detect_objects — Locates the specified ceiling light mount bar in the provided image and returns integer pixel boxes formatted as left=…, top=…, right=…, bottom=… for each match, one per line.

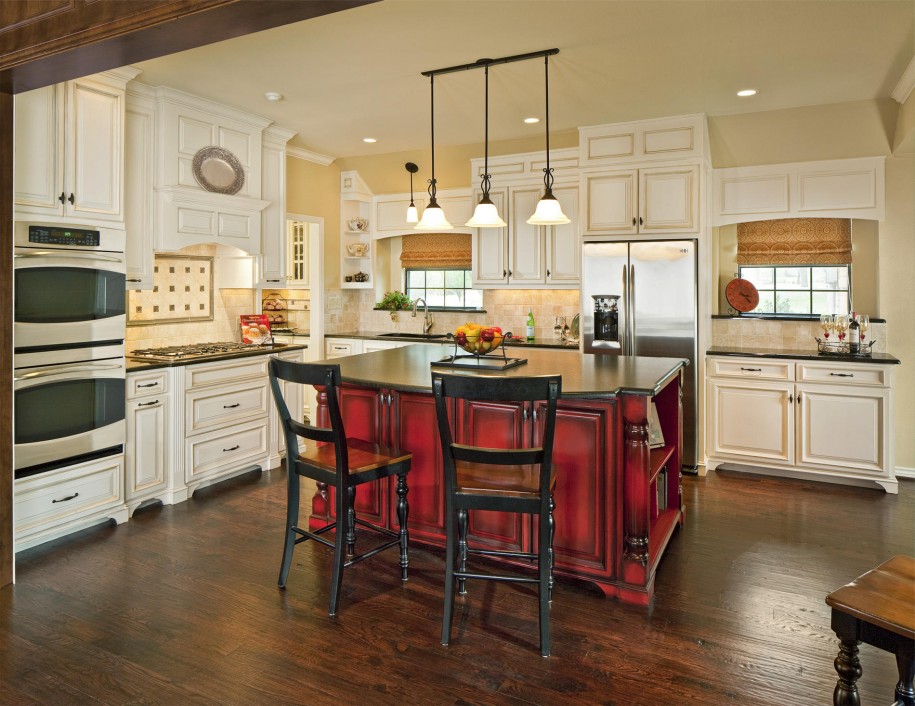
left=421, top=48, right=559, bottom=78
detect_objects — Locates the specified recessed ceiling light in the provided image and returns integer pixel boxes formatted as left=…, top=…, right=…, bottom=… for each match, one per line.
left=264, top=92, right=283, bottom=102
left=524, top=117, right=540, bottom=124
left=737, top=89, right=758, bottom=97
left=363, top=137, right=377, bottom=143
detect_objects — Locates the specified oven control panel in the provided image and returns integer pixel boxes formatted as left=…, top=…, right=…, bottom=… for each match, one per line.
left=28, top=225, right=100, bottom=247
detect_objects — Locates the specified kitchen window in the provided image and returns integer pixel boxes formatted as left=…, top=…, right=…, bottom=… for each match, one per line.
left=405, top=268, right=482, bottom=310
left=738, top=265, right=850, bottom=316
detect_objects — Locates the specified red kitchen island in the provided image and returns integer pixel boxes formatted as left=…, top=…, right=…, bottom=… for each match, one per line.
left=307, top=344, right=687, bottom=605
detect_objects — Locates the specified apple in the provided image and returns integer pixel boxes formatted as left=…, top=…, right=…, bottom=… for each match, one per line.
left=480, top=329, right=494, bottom=342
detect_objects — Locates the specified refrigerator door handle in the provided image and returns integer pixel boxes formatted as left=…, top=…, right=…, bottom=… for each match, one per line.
left=629, top=264, right=636, bottom=356
left=621, top=265, right=630, bottom=355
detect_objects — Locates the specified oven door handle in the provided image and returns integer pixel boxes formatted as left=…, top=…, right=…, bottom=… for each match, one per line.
left=14, top=363, right=124, bottom=381
left=14, top=251, right=124, bottom=263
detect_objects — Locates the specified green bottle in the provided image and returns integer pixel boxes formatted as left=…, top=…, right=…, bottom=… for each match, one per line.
left=526, top=309, right=535, bottom=343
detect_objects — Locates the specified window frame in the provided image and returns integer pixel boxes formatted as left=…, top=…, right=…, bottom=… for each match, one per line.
left=737, top=264, right=851, bottom=317
left=403, top=267, right=483, bottom=311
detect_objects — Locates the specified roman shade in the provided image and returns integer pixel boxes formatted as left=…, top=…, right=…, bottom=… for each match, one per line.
left=736, top=218, right=852, bottom=265
left=399, top=233, right=472, bottom=268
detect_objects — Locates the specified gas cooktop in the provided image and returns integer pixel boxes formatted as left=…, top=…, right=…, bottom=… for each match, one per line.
left=128, top=342, right=279, bottom=362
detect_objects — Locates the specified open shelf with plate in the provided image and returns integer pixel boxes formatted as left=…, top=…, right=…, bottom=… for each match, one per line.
left=340, top=170, right=374, bottom=289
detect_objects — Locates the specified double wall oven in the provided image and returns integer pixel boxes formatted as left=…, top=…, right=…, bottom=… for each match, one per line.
left=13, top=222, right=127, bottom=478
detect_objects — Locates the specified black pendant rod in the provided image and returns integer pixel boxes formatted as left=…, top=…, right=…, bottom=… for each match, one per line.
left=427, top=74, right=438, bottom=202
left=543, top=53, right=553, bottom=191
left=422, top=47, right=558, bottom=78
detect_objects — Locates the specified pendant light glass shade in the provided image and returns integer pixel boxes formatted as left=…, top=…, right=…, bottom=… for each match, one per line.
left=466, top=64, right=505, bottom=228
left=415, top=75, right=452, bottom=230
left=527, top=193, right=570, bottom=225
left=527, top=53, right=569, bottom=226
left=406, top=204, right=419, bottom=223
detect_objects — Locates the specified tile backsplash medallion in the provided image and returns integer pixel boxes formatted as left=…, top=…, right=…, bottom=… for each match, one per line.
left=126, top=244, right=257, bottom=351
left=351, top=289, right=580, bottom=341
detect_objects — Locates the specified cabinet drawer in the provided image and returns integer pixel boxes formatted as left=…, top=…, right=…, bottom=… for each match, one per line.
left=326, top=340, right=357, bottom=357
left=709, top=358, right=793, bottom=381
left=797, top=362, right=886, bottom=386
left=128, top=370, right=168, bottom=398
left=185, top=380, right=269, bottom=435
left=15, top=455, right=123, bottom=533
left=186, top=420, right=268, bottom=481
left=185, top=357, right=269, bottom=389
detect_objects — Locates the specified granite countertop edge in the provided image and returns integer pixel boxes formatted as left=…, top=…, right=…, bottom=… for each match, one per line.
left=706, top=346, right=900, bottom=364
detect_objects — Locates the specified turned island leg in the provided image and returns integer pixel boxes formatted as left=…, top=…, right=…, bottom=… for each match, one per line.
left=621, top=395, right=651, bottom=603
left=310, top=385, right=331, bottom=526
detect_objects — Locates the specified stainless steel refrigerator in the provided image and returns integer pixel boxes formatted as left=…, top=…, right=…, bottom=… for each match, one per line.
left=581, top=240, right=698, bottom=470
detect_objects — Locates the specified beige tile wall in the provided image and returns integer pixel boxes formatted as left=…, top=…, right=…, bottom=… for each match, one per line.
left=711, top=318, right=887, bottom=353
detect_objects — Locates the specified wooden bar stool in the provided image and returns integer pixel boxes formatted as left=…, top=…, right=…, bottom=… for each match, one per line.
left=826, top=555, right=915, bottom=706
left=269, top=358, right=412, bottom=616
left=432, top=371, right=561, bottom=657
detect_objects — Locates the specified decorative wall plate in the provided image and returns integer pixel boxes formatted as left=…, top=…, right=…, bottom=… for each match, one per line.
left=192, top=146, right=245, bottom=195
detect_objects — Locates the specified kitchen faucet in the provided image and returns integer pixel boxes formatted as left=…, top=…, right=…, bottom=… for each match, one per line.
left=411, top=298, right=434, bottom=334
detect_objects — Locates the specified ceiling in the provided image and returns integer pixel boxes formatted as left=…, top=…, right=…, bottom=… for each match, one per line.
left=131, top=0, right=914, bottom=160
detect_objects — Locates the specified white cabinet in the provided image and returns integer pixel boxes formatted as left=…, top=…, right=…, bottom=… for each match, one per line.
left=14, top=68, right=140, bottom=225
left=579, top=114, right=707, bottom=167
left=125, top=85, right=157, bottom=289
left=14, top=454, right=129, bottom=552
left=259, top=126, right=297, bottom=286
left=472, top=185, right=579, bottom=288
left=581, top=165, right=699, bottom=236
left=362, top=339, right=407, bottom=354
left=268, top=348, right=305, bottom=468
left=176, top=356, right=271, bottom=495
left=126, top=368, right=173, bottom=515
left=325, top=338, right=364, bottom=358
left=706, top=356, right=896, bottom=492
left=711, top=157, right=885, bottom=226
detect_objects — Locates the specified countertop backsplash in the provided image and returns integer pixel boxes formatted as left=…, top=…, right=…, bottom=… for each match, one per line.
left=711, top=317, right=887, bottom=353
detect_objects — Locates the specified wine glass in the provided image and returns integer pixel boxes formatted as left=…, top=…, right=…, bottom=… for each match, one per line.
left=819, top=313, right=833, bottom=339
left=834, top=314, right=849, bottom=341
left=856, top=313, right=869, bottom=341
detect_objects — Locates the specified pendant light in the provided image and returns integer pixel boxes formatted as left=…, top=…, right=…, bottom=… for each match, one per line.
left=527, top=53, right=570, bottom=225
left=415, top=73, right=452, bottom=230
left=405, top=162, right=419, bottom=223
left=466, top=63, right=506, bottom=228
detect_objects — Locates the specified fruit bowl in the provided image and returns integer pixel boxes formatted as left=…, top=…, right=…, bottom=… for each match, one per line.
left=449, top=324, right=510, bottom=356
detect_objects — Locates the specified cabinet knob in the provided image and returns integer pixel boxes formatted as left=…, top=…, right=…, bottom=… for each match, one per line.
left=788, top=394, right=793, bottom=403
left=638, top=216, right=643, bottom=226
left=502, top=269, right=507, bottom=278
left=632, top=217, right=636, bottom=226
left=58, top=192, right=66, bottom=204
left=508, top=269, right=513, bottom=278
left=546, top=269, right=551, bottom=278
left=68, top=193, right=75, bottom=205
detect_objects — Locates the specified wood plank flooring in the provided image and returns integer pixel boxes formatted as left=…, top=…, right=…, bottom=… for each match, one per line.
left=2, top=467, right=912, bottom=705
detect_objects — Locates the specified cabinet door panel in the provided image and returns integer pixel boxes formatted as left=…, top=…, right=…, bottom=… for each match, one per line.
left=797, top=385, right=887, bottom=475
left=14, top=84, right=64, bottom=213
left=339, top=386, right=386, bottom=525
left=127, top=397, right=168, bottom=498
left=471, top=188, right=508, bottom=285
left=390, top=392, right=446, bottom=542
left=546, top=186, right=580, bottom=284
left=546, top=401, right=614, bottom=577
left=583, top=171, right=637, bottom=234
left=509, top=187, right=545, bottom=284
left=639, top=166, right=697, bottom=232
left=69, top=78, right=122, bottom=218
left=459, top=399, right=528, bottom=552
left=707, top=380, right=793, bottom=464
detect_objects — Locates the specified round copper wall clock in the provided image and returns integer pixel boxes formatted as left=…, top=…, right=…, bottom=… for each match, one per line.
left=726, top=277, right=760, bottom=313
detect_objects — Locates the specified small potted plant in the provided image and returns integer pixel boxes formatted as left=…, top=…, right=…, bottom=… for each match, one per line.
left=376, top=291, right=413, bottom=321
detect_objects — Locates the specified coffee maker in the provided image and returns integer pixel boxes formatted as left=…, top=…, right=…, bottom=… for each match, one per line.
left=591, top=295, right=620, bottom=343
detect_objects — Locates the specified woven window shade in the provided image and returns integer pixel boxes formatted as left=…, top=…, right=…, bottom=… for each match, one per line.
left=736, top=218, right=852, bottom=265
left=400, top=233, right=472, bottom=268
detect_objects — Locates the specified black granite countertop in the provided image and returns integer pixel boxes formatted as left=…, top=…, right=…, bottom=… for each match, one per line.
left=707, top=346, right=900, bottom=364
left=326, top=331, right=579, bottom=350
left=321, top=344, right=686, bottom=398
left=125, top=343, right=308, bottom=372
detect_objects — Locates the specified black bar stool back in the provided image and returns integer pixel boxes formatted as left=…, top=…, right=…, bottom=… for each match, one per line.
left=432, top=371, right=562, bottom=657
left=269, top=357, right=411, bottom=615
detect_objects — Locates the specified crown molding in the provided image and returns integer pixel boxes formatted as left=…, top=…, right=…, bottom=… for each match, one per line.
left=891, top=56, right=915, bottom=104
left=287, top=146, right=335, bottom=166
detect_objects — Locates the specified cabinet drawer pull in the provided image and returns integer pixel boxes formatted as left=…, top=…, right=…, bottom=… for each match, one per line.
left=126, top=278, right=142, bottom=283
left=332, top=346, right=347, bottom=351
left=223, top=403, right=241, bottom=409
left=138, top=399, right=160, bottom=407
left=267, top=279, right=281, bottom=283
left=137, top=382, right=159, bottom=388
left=829, top=372, right=854, bottom=378
left=740, top=367, right=762, bottom=372
left=223, top=445, right=240, bottom=452
left=52, top=492, right=79, bottom=504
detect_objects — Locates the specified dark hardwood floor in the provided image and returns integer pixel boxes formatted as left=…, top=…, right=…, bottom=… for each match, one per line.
left=2, top=467, right=912, bottom=705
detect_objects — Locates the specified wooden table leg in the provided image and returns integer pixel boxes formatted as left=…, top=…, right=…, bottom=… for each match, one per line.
left=895, top=640, right=915, bottom=706
left=834, top=636, right=863, bottom=706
